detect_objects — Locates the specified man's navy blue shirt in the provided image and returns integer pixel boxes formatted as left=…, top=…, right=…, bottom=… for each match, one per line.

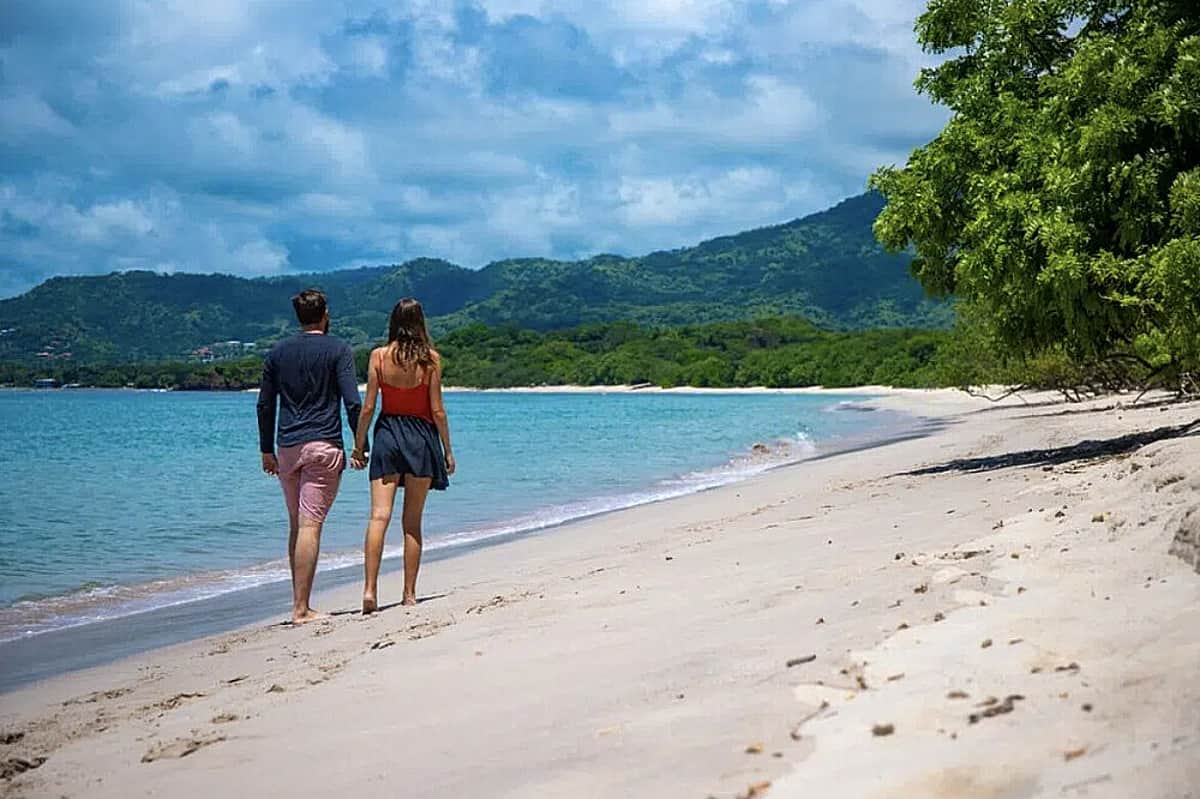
left=256, top=332, right=362, bottom=453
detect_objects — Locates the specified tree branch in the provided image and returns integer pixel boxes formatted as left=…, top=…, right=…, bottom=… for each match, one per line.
left=963, top=384, right=1032, bottom=403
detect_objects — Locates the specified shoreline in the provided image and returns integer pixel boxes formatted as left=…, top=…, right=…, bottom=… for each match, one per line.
left=0, top=392, right=936, bottom=690
left=2, top=388, right=1197, bottom=797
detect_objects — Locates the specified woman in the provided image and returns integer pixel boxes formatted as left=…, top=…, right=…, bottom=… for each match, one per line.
left=350, top=298, right=455, bottom=612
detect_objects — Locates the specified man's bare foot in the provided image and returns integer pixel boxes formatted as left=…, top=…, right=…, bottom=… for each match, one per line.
left=291, top=608, right=329, bottom=625
left=401, top=594, right=418, bottom=606
left=362, top=595, right=378, bottom=615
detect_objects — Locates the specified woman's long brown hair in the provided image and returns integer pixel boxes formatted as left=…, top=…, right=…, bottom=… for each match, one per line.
left=387, top=298, right=435, bottom=369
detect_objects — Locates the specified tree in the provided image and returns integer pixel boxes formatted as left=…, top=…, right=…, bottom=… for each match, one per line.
left=871, top=1, right=1200, bottom=386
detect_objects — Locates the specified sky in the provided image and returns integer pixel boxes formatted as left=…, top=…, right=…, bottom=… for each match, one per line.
left=0, top=0, right=947, bottom=298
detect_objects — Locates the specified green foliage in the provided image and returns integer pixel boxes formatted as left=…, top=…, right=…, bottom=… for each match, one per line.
left=9, top=315, right=1110, bottom=393
left=2, top=318, right=969, bottom=391
left=0, top=193, right=950, bottom=365
left=433, top=317, right=959, bottom=389
left=0, top=357, right=265, bottom=391
left=871, top=1, right=1200, bottom=385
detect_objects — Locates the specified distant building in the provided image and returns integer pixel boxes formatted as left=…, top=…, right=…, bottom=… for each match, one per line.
left=34, top=378, right=59, bottom=389
left=201, top=340, right=258, bottom=361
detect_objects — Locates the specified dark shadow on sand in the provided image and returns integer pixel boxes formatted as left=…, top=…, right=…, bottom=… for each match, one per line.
left=339, top=593, right=450, bottom=617
left=949, top=392, right=1194, bottom=419
left=901, top=418, right=1200, bottom=477
left=277, top=592, right=452, bottom=622
left=1008, top=396, right=1191, bottom=421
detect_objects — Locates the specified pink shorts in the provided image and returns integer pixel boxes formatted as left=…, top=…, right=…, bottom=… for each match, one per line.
left=278, top=441, right=345, bottom=523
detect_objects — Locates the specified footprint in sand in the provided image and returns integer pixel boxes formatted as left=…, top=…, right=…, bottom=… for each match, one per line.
left=207, top=634, right=248, bottom=655
left=0, top=756, right=48, bottom=779
left=141, top=735, right=225, bottom=763
left=466, top=591, right=534, bottom=615
left=318, top=659, right=347, bottom=674
left=467, top=596, right=507, bottom=614
left=62, top=687, right=131, bottom=706
left=407, top=619, right=453, bottom=640
left=143, top=692, right=206, bottom=713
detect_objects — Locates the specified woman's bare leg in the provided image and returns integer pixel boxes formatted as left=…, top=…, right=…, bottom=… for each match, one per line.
left=362, top=476, right=400, bottom=614
left=400, top=475, right=432, bottom=605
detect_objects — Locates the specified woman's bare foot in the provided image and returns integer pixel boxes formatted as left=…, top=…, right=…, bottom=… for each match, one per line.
left=362, top=595, right=378, bottom=615
left=291, top=608, right=329, bottom=625
left=401, top=594, right=418, bottom=606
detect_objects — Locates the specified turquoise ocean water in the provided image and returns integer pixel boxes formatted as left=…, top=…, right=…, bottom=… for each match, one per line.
left=0, top=389, right=916, bottom=645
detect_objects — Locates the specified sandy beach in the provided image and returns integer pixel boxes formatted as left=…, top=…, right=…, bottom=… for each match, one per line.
left=2, top=388, right=1198, bottom=798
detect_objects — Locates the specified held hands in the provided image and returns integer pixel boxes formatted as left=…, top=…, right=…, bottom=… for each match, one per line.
left=261, top=453, right=278, bottom=476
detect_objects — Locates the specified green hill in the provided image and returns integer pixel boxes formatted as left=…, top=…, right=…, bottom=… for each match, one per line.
left=0, top=192, right=950, bottom=364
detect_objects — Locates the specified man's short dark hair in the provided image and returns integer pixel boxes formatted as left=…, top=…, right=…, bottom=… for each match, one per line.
left=292, top=289, right=327, bottom=326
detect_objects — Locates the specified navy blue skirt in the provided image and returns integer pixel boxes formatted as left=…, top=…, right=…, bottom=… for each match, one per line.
left=369, top=414, right=449, bottom=489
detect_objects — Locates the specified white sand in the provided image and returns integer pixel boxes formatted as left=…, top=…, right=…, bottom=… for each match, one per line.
left=2, top=389, right=1198, bottom=798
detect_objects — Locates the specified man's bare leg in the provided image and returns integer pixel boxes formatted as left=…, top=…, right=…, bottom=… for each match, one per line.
left=292, top=514, right=327, bottom=623
left=287, top=510, right=300, bottom=578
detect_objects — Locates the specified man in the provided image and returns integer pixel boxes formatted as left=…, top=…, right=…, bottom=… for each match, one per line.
left=257, top=289, right=362, bottom=624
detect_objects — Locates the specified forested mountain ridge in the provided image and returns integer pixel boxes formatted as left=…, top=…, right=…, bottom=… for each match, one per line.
left=0, top=192, right=949, bottom=363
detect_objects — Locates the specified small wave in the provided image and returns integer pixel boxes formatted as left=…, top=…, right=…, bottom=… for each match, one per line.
left=827, top=400, right=877, bottom=412
left=0, top=563, right=288, bottom=643
left=0, top=434, right=823, bottom=644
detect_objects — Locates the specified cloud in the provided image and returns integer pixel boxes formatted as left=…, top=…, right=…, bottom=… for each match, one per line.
left=616, top=166, right=800, bottom=228
left=0, top=93, right=76, bottom=139
left=610, top=74, right=824, bottom=147
left=0, top=0, right=946, bottom=298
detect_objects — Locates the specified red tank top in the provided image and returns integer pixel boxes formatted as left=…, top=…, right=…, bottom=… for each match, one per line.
left=377, top=360, right=434, bottom=424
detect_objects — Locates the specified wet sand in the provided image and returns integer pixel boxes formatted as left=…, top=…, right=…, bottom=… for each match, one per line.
left=2, top=389, right=1197, bottom=798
